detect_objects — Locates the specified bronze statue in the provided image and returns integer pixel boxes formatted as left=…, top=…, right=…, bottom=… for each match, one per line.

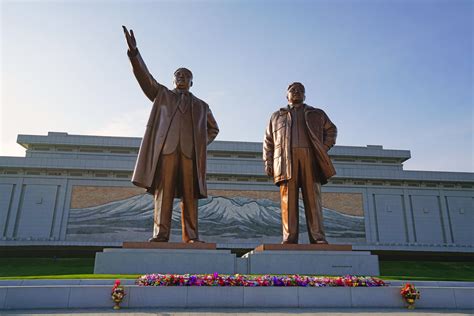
left=263, top=82, right=337, bottom=244
left=123, top=26, right=219, bottom=243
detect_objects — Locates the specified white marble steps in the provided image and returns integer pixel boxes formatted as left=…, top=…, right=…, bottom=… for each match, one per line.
left=0, top=280, right=473, bottom=310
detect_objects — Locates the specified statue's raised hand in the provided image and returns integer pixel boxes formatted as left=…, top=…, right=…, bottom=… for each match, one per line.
left=122, top=25, right=137, bottom=52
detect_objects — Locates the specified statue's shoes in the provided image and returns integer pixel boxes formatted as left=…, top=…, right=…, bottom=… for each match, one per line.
left=148, top=237, right=168, bottom=242
left=281, top=240, right=297, bottom=244
left=187, top=239, right=205, bottom=243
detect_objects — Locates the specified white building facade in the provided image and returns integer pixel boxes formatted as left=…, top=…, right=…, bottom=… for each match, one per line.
left=0, top=132, right=472, bottom=252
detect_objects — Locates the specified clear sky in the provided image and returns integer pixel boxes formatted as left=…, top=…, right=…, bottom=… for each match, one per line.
left=1, top=0, right=472, bottom=172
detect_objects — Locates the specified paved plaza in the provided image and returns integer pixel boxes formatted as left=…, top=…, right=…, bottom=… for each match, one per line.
left=1, top=307, right=473, bottom=315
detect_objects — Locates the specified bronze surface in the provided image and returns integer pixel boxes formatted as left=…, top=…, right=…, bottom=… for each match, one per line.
left=280, top=148, right=325, bottom=243
left=263, top=82, right=338, bottom=244
left=123, top=26, right=219, bottom=243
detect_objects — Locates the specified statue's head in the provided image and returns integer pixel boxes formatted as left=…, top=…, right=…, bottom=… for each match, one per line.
left=173, top=68, right=193, bottom=91
left=287, top=82, right=305, bottom=105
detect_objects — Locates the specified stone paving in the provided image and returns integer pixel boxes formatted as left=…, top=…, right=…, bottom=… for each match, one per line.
left=0, top=307, right=473, bottom=315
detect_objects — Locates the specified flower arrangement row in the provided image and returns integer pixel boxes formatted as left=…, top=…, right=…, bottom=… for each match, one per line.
left=136, top=273, right=387, bottom=287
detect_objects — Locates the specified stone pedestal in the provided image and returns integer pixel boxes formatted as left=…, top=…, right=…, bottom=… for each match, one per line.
left=122, top=241, right=217, bottom=249
left=94, top=242, right=379, bottom=276
left=94, top=242, right=236, bottom=274
left=254, top=244, right=353, bottom=252
left=243, top=244, right=380, bottom=276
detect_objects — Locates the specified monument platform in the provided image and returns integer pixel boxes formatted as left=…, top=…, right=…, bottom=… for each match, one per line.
left=243, top=244, right=379, bottom=276
left=1, top=279, right=473, bottom=310
left=254, top=243, right=353, bottom=252
left=94, top=242, right=378, bottom=275
left=122, top=241, right=217, bottom=249
left=94, top=242, right=236, bottom=275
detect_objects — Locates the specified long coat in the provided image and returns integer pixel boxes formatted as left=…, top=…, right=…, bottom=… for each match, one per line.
left=263, top=104, right=337, bottom=185
left=128, top=50, right=219, bottom=197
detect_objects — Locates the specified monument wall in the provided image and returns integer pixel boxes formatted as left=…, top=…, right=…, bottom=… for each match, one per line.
left=65, top=186, right=365, bottom=244
left=0, top=132, right=472, bottom=250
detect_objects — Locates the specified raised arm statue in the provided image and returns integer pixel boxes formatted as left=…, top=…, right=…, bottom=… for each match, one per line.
left=123, top=26, right=219, bottom=243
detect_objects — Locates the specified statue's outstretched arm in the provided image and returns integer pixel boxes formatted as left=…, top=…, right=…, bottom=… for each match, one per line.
left=123, top=26, right=163, bottom=102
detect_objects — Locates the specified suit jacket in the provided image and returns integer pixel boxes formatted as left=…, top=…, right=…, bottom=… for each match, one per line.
left=263, top=104, right=337, bottom=185
left=128, top=50, right=219, bottom=197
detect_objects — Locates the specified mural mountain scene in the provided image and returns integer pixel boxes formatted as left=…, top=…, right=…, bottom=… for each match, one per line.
left=67, top=194, right=365, bottom=243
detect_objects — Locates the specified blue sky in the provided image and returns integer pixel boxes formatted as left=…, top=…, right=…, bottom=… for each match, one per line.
left=1, top=0, right=472, bottom=172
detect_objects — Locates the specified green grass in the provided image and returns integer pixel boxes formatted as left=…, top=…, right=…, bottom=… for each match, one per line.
left=0, top=258, right=95, bottom=278
left=0, top=258, right=140, bottom=280
left=0, top=258, right=473, bottom=281
left=379, top=260, right=474, bottom=282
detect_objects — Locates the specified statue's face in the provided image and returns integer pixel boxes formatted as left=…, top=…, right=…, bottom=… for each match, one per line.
left=173, top=69, right=193, bottom=91
left=287, top=85, right=305, bottom=105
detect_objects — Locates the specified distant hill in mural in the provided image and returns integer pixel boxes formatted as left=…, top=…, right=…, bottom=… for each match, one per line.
left=66, top=194, right=365, bottom=243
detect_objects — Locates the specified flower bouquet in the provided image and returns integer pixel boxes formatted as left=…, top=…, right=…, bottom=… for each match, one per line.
left=136, top=273, right=387, bottom=287
left=400, top=283, right=420, bottom=309
left=111, top=279, right=126, bottom=310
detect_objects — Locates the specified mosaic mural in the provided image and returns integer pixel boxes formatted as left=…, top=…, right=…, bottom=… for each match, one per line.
left=66, top=186, right=366, bottom=244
